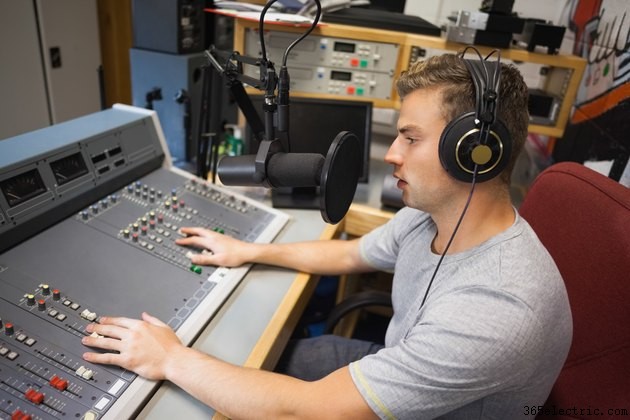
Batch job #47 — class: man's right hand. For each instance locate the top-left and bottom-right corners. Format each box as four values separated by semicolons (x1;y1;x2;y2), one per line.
175;227;255;267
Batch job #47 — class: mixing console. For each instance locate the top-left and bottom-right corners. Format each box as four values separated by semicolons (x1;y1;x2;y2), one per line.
0;105;289;419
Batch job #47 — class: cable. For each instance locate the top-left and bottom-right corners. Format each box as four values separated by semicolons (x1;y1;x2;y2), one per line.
281;2;322;66
419;167;479;308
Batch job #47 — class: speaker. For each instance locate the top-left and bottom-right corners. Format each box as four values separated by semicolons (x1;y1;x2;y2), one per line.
132;0;206;54
130;48;205;165
438;53;512;183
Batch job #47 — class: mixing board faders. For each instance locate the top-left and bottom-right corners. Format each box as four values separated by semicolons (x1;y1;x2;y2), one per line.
0;105;290;419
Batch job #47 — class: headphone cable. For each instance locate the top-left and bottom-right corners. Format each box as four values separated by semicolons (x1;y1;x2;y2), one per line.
419;166;479;308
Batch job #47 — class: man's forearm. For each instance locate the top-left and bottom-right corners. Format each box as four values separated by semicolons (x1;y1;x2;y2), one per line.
164;346;375;420
247;238;370;275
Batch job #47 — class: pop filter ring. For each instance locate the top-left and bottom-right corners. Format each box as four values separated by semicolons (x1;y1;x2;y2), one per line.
319;131;361;224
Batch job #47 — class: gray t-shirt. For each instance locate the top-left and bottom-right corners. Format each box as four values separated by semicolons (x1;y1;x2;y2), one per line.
350;207;572;419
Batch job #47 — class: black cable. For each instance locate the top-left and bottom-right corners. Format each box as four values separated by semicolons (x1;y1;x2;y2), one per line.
281;2;322;66
419;167;479;308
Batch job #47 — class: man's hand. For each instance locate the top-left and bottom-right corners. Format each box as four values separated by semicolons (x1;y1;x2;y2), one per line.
175;227;254;267
82;312;184;380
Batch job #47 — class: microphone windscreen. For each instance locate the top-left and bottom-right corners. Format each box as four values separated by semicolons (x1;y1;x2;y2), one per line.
217;155;259;186
267;153;324;187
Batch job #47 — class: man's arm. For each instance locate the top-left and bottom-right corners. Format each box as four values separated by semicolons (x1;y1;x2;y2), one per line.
176;227;373;275
82;313;377;420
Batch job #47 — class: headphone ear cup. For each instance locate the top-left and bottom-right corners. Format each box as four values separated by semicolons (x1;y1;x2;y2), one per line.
439;112;512;183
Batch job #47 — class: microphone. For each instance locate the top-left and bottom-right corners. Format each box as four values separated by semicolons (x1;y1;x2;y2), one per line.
217;131;361;224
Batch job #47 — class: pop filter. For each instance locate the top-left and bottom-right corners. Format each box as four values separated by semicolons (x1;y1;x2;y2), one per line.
320;131;361;224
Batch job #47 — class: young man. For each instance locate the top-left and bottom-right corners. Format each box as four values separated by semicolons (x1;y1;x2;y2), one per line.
82;53;572;419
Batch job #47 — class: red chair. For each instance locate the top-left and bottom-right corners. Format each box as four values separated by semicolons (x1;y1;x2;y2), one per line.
519;162;630;419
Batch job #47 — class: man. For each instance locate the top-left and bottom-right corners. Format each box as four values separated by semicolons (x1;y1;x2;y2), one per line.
82;53;572;419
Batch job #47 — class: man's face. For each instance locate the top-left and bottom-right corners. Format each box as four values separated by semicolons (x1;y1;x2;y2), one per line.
385;88;461;213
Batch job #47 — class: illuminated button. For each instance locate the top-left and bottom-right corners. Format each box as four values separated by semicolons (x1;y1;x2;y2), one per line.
70;302;80;311
16;333;27;342
0;347;8;356
356;87;365;96
48;309;59;317
346;86;356;95
190;265;202;275
41;284;50;295
360;59;368;68
56;314;67;321
24;337;36;347
7;351;18;360
350;58;359;67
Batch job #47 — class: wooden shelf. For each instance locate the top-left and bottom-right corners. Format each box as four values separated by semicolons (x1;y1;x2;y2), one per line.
234;18;586;138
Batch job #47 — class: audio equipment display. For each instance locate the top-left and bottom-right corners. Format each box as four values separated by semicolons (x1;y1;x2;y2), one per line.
0;105;289;419
243;29;399;101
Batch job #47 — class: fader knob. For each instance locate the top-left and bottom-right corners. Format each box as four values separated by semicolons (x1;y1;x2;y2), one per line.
26;294;36;306
41;284;51;295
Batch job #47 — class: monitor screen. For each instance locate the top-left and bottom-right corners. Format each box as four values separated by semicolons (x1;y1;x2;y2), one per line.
244;95;372;183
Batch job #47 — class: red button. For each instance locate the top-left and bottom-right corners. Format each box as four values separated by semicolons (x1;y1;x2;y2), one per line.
350;58;359;67
346;86;356;95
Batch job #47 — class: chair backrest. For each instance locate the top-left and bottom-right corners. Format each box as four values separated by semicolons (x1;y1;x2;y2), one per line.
519;162;630;417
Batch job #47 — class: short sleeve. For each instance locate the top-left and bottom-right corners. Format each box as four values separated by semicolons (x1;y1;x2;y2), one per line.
359;208;428;272
349;286;541;419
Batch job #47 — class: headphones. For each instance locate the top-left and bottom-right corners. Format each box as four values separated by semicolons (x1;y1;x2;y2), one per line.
438;48;512;183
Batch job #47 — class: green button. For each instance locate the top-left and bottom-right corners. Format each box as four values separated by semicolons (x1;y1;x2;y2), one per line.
190;264;202;274
356;87;364;96
360;59;368;68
